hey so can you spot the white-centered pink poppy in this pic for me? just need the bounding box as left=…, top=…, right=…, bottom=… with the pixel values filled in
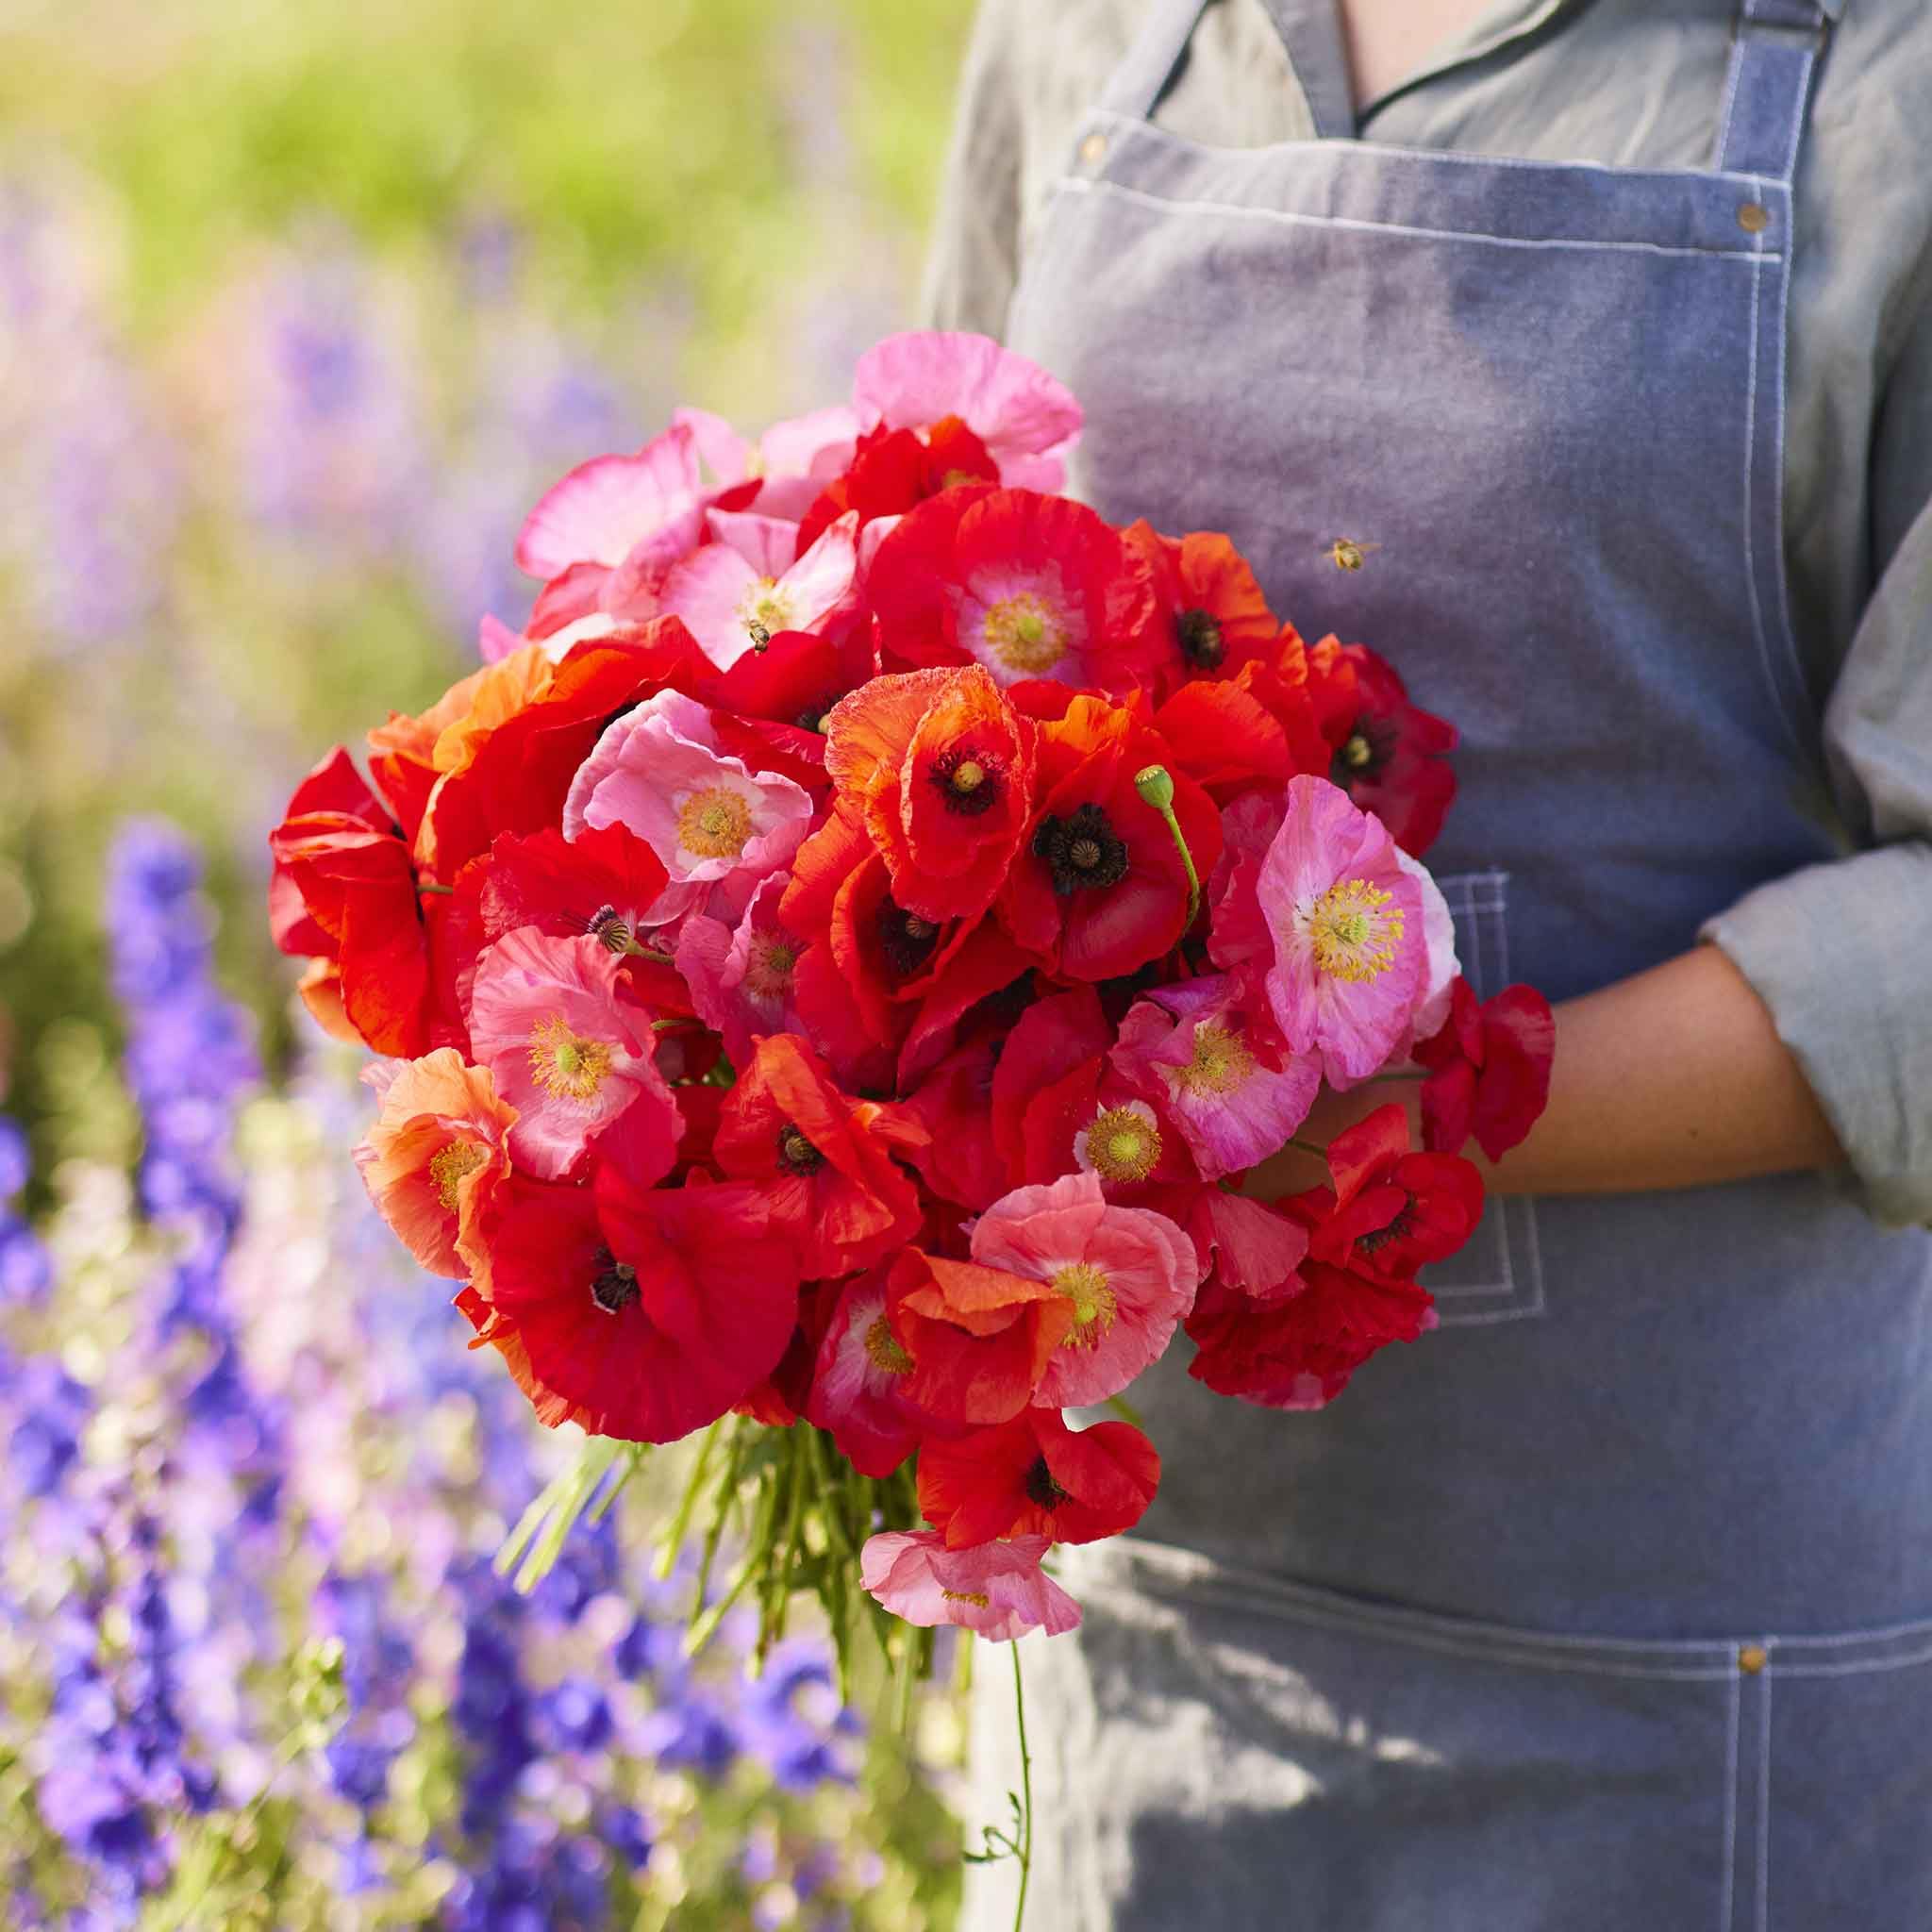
left=562, top=690, right=814, bottom=926
left=514, top=421, right=711, bottom=581
left=658, top=508, right=859, bottom=671
left=464, top=927, right=680, bottom=1182
left=967, top=1172, right=1200, bottom=1409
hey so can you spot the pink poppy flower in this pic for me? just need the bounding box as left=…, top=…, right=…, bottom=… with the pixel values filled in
left=1393, top=846, right=1460, bottom=1052
left=515, top=421, right=712, bottom=582
left=658, top=508, right=859, bottom=671
left=1111, top=975, right=1321, bottom=1181
left=805, top=1269, right=930, bottom=1478
left=853, top=332, right=1082, bottom=492
left=465, top=927, right=681, bottom=1181
left=858, top=1528, right=1082, bottom=1641
left=1223, top=775, right=1427, bottom=1089
left=675, top=404, right=860, bottom=522
left=968, top=1172, right=1200, bottom=1408
left=673, top=873, right=811, bottom=1069
left=562, top=689, right=814, bottom=926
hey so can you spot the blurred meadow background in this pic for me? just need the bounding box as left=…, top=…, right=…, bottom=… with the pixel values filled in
left=0, top=1, right=979, bottom=1924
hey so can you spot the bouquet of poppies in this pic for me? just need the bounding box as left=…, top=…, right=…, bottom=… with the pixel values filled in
left=269, top=331, right=1553, bottom=1688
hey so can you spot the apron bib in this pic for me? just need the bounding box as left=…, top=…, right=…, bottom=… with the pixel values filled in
left=964, top=4, right=1932, bottom=1924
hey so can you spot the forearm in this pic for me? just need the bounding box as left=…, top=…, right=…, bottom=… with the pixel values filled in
left=1245, top=941, right=1847, bottom=1202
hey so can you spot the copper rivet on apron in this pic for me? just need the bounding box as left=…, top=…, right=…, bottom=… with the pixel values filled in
left=1737, top=201, right=1772, bottom=233
left=1738, top=1643, right=1769, bottom=1674
left=1079, top=131, right=1108, bottom=166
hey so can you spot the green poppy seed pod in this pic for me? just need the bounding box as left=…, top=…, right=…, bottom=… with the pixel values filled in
left=1134, top=764, right=1175, bottom=812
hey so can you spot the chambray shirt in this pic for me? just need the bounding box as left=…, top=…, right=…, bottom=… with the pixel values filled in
left=921, top=0, right=1932, bottom=1226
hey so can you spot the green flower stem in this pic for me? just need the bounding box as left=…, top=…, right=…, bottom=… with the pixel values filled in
left=417, top=881, right=455, bottom=896
left=691, top=1418, right=751, bottom=1631
left=1287, top=1135, right=1330, bottom=1160
left=1133, top=764, right=1201, bottom=926
left=655, top=1420, right=722, bottom=1581
left=1012, top=1641, right=1034, bottom=1932
left=1103, top=1391, right=1146, bottom=1429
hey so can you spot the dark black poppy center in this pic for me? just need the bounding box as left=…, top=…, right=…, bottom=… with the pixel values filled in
left=928, top=743, right=1003, bottom=818
left=1355, top=1195, right=1416, bottom=1256
left=1024, top=1455, right=1071, bottom=1510
left=794, top=690, right=846, bottom=733
left=875, top=898, right=941, bottom=977
left=1034, top=802, right=1130, bottom=897
left=1332, top=715, right=1395, bottom=787
left=776, top=1123, right=825, bottom=1176
left=1175, top=607, right=1225, bottom=671
left=590, top=1249, right=639, bottom=1315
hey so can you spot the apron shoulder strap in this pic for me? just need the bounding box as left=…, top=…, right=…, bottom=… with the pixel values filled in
left=1713, top=0, right=1840, bottom=181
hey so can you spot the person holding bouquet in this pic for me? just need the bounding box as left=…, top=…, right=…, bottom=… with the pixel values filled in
left=925, top=0, right=1932, bottom=1924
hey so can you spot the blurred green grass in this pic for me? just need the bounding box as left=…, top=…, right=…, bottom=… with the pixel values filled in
left=0, top=0, right=972, bottom=1159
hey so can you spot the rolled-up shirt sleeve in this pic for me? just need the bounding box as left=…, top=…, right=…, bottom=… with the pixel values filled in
left=1701, top=298, right=1932, bottom=1228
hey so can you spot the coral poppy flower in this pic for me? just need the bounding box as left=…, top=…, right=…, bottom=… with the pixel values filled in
left=1328, top=642, right=1459, bottom=858
left=1182, top=1189, right=1312, bottom=1304
left=916, top=1405, right=1159, bottom=1550
left=886, top=1246, right=1076, bottom=1425
left=858, top=1528, right=1082, bottom=1641
left=1120, top=521, right=1281, bottom=693
left=1413, top=977, right=1557, bottom=1161
left=999, top=694, right=1223, bottom=982
left=658, top=508, right=859, bottom=670
left=712, top=1033, right=924, bottom=1280
left=1184, top=1256, right=1435, bottom=1412
left=269, top=748, right=444, bottom=1058
left=852, top=331, right=1082, bottom=491
left=969, top=1172, right=1200, bottom=1409
left=796, top=416, right=1002, bottom=550
left=1288, top=1103, right=1484, bottom=1282
left=563, top=688, right=815, bottom=927
left=353, top=1048, right=516, bottom=1279
left=674, top=874, right=813, bottom=1071
left=466, top=928, right=680, bottom=1182
left=824, top=665, right=1038, bottom=924
left=1149, top=671, right=1296, bottom=804
left=1210, top=775, right=1426, bottom=1087
left=867, top=488, right=1160, bottom=693
left=458, top=1171, right=798, bottom=1442
left=1111, top=975, right=1320, bottom=1181
left=805, top=1269, right=931, bottom=1478
left=421, top=625, right=706, bottom=877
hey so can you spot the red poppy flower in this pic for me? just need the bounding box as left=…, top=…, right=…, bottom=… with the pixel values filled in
left=998, top=694, right=1223, bottom=982
left=1414, top=977, right=1557, bottom=1160
left=458, top=1170, right=798, bottom=1442
left=268, top=748, right=446, bottom=1058
left=795, top=416, right=1000, bottom=551
left=916, top=1405, right=1159, bottom=1549
left=824, top=665, right=1038, bottom=924
left=1288, top=1104, right=1485, bottom=1282
left=894, top=1030, right=1008, bottom=1212
left=685, top=625, right=877, bottom=788
left=867, top=487, right=1161, bottom=694
left=712, top=1033, right=924, bottom=1279
left=782, top=806, right=1029, bottom=1088
left=1327, top=642, right=1458, bottom=858
left=1120, top=521, right=1280, bottom=695
left=885, top=1245, right=1076, bottom=1425
left=1185, top=1256, right=1435, bottom=1411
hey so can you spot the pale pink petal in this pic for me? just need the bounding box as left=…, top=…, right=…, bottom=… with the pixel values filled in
left=779, top=510, right=859, bottom=625
left=672, top=405, right=751, bottom=484
left=707, top=508, right=803, bottom=579
left=658, top=543, right=760, bottom=668
left=853, top=331, right=1082, bottom=471
left=859, top=1529, right=1081, bottom=1641
left=1391, top=848, right=1460, bottom=1055
left=759, top=404, right=861, bottom=478
left=672, top=872, right=808, bottom=1068
left=478, top=613, right=522, bottom=664
left=515, top=424, right=701, bottom=576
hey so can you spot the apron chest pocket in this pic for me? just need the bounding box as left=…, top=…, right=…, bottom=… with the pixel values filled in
left=1421, top=871, right=1546, bottom=1324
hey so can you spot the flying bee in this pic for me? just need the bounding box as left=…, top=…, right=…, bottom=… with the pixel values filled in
left=1321, top=537, right=1383, bottom=573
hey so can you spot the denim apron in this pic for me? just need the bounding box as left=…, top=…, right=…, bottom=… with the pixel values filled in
left=962, top=2, right=1932, bottom=1924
